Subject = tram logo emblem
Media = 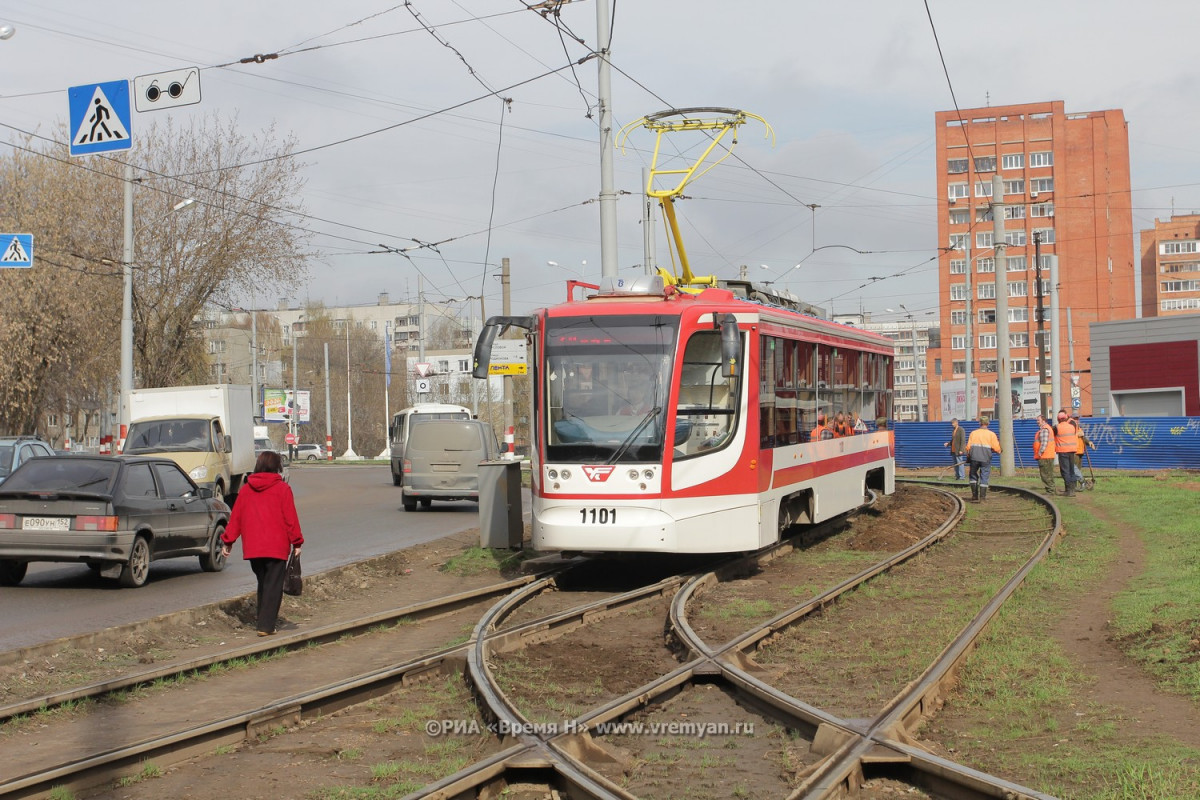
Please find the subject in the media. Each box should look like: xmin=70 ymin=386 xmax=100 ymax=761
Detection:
xmin=582 ymin=466 xmax=616 ymax=482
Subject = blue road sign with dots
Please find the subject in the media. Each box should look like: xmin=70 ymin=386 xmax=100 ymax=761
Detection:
xmin=68 ymin=80 xmax=133 ymax=157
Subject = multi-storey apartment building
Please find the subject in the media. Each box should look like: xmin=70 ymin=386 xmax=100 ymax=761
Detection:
xmin=930 ymin=101 xmax=1135 ymax=419
xmin=1139 ymin=214 xmax=1200 ymax=317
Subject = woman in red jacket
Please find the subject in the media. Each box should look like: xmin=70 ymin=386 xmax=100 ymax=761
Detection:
xmin=220 ymin=451 xmax=303 ymax=636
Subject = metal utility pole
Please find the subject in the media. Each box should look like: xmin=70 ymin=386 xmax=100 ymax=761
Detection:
xmin=120 ymin=163 xmax=134 ymax=440
xmin=291 ymin=332 xmax=299 ymax=459
xmin=595 ymin=0 xmax=618 ymax=279
xmin=910 ymin=316 xmax=923 ymax=421
xmin=991 ymin=175 xmax=1014 ymax=475
xmin=1033 ymin=232 xmax=1048 ymax=419
xmin=383 ymin=322 xmax=391 ymax=458
xmin=343 ymin=320 xmax=357 ymax=459
xmin=964 ymin=232 xmax=974 ymax=421
xmin=250 ymin=309 xmax=258 ymax=417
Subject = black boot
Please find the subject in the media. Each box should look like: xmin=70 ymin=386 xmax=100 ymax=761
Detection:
xmin=1064 ymin=482 xmax=1075 ymax=497
xmin=980 ymin=486 xmax=988 ymax=501
xmin=970 ymin=483 xmax=979 ymax=502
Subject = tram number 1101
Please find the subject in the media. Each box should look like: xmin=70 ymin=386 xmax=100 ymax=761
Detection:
xmin=580 ymin=508 xmax=617 ymax=525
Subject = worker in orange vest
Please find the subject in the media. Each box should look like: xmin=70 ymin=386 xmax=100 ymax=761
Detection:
xmin=1073 ymin=415 xmax=1096 ymax=488
xmin=1054 ymin=411 xmax=1079 ymax=496
xmin=1032 ymin=415 xmax=1057 ymax=494
xmin=966 ymin=417 xmax=1002 ymax=502
xmin=809 ymin=413 xmax=833 ymax=442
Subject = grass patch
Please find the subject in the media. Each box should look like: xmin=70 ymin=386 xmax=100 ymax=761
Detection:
xmin=439 ymin=546 xmax=527 ymax=577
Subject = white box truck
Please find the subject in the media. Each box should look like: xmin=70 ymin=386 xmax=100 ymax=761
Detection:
xmin=123 ymin=385 xmax=256 ymax=502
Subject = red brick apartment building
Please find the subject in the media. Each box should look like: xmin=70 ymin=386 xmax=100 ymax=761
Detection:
xmin=1139 ymin=214 xmax=1200 ymax=317
xmin=930 ymin=101 xmax=1135 ymax=420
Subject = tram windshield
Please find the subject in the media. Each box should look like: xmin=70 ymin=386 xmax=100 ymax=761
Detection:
xmin=544 ymin=314 xmax=677 ymax=463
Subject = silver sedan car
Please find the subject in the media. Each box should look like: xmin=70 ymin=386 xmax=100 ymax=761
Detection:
xmin=0 ymin=455 xmax=230 ymax=588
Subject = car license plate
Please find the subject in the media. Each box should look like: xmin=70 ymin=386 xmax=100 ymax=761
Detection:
xmin=22 ymin=517 xmax=70 ymax=531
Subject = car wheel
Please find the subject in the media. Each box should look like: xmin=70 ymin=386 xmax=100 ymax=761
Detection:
xmin=403 ymin=499 xmax=417 ymax=512
xmin=0 ymin=559 xmax=27 ymax=586
xmin=200 ymin=525 xmax=228 ymax=573
xmin=307 ymin=454 xmax=318 ymax=461
xmin=118 ymin=535 xmax=151 ymax=588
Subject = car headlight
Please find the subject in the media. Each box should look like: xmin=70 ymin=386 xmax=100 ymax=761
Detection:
xmin=190 ymin=465 xmax=209 ymax=481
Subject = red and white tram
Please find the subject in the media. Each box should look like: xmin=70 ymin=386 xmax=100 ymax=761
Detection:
xmin=473 ymin=275 xmax=895 ymax=554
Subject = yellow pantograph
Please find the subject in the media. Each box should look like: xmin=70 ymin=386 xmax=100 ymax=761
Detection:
xmin=617 ymin=108 xmax=773 ymax=291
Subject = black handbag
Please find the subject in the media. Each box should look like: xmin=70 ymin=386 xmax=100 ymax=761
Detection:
xmin=283 ymin=552 xmax=303 ymax=596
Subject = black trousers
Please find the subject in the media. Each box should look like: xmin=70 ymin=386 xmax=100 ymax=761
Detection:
xmin=250 ymin=557 xmax=288 ymax=634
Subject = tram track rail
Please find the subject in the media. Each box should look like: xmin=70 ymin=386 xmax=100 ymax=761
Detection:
xmin=1 ymin=485 xmax=1067 ymax=799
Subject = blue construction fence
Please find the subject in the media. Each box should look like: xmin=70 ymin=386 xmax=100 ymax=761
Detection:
xmin=893 ymin=417 xmax=1200 ymax=471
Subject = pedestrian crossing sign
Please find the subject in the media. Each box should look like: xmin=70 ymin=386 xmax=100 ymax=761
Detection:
xmin=0 ymin=234 xmax=33 ymax=268
xmin=68 ymin=80 xmax=133 ymax=156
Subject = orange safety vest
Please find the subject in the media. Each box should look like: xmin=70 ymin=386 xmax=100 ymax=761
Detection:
xmin=1054 ymin=421 xmax=1078 ymax=454
xmin=811 ymin=425 xmax=831 ymax=442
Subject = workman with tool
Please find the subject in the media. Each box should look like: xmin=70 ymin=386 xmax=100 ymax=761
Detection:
xmin=1054 ymin=411 xmax=1079 ymax=496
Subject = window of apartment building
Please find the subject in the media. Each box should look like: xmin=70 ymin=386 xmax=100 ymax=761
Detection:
xmin=948 ymin=183 xmax=968 ymax=200
xmin=1033 ymin=227 xmax=1055 ymax=244
xmin=1162 ymin=279 xmax=1200 ymax=293
xmin=1010 ymin=332 xmax=1029 ymax=348
xmin=1001 ymin=153 xmax=1024 ymax=170
xmin=458 ymin=359 xmax=470 ymax=372
xmin=208 ymin=339 xmax=217 ymax=354
xmin=951 ymin=310 xmax=967 ymax=325
xmin=978 ymin=308 xmax=996 ymax=324
xmin=1163 ymin=261 xmax=1200 ymax=273
xmin=1029 ymin=151 xmax=1054 ymax=168
xmin=1036 ymin=330 xmax=1052 ymax=350
xmin=948 ymin=208 xmax=969 ymax=225
xmin=1005 ymin=205 xmax=1026 ymax=220
xmin=1005 ymin=230 xmax=1027 ymax=246
xmin=897 ymin=359 xmax=914 ymax=372
xmin=949 ymin=259 xmax=966 ymax=274
xmin=949 ymin=233 xmax=968 ymax=250
xmin=1003 ymin=179 xmax=1025 ymax=195
xmin=1007 ymin=255 xmax=1027 ymax=271
xmin=976 ymin=207 xmax=993 ymax=223
xmin=947 ymin=158 xmax=969 ymax=174
xmin=975 ymin=181 xmax=993 ymax=198
xmin=974 ymin=156 xmax=997 ymax=172
xmin=1161 ymin=240 xmax=1199 ymax=255
xmin=952 ymin=360 xmax=965 ymax=374
xmin=438 ymin=359 xmax=450 ymax=373
xmin=979 ymin=333 xmax=998 ymax=349
xmin=979 ymin=283 xmax=996 ymax=299
xmin=1009 ymin=281 xmax=1028 ymax=297
xmin=979 ymin=360 xmax=997 ymax=374
xmin=1031 ymin=177 xmax=1054 ymax=194
xmin=950 ymin=284 xmax=968 ymax=301
xmin=1162 ymin=298 xmax=1200 ymax=311
xmin=977 ymin=257 xmax=995 ymax=273
xmin=951 ymin=335 xmax=967 ymax=350
xmin=1009 ymin=307 xmax=1029 ymax=323
xmin=1011 ymin=359 xmax=1030 ymax=373
xmin=1031 ymin=202 xmax=1055 ymax=218
xmin=977 ymin=231 xmax=994 ymax=248
xmin=981 ymin=383 xmax=997 ymax=398
xmin=895 ymin=373 xmax=916 ymax=385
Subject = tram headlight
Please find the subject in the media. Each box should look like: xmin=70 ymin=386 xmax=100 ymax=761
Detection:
xmin=560 ymin=469 xmax=572 ymax=480
xmin=547 ymin=469 xmax=558 ymax=480
xmin=628 ymin=469 xmax=639 ymax=480
xmin=642 ymin=469 xmax=655 ymax=480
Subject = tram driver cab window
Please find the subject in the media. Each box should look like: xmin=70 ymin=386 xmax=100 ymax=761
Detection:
xmin=675 ymin=330 xmax=739 ymax=458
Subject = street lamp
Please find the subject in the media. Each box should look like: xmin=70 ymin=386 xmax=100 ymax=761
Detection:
xmin=119 ymin=187 xmax=195 ymax=442
xmin=340 ymin=319 xmax=358 ymax=460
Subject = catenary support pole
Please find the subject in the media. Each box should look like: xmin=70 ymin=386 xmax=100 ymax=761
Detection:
xmin=992 ymin=175 xmax=1014 ymax=475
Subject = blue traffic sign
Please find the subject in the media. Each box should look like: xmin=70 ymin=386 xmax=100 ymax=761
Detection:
xmin=0 ymin=234 xmax=33 ymax=268
xmin=68 ymin=80 xmax=132 ymax=156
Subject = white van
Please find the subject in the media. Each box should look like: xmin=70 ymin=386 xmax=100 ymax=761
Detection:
xmin=389 ymin=403 xmax=471 ymax=486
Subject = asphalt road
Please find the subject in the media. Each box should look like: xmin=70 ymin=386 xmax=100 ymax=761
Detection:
xmin=0 ymin=463 xmax=516 ymax=652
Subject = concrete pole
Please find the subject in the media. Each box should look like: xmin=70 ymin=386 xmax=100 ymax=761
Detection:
xmin=1034 ymin=232 xmax=1049 ymax=419
xmin=120 ymin=163 xmax=134 ymax=440
xmin=250 ymin=309 xmax=258 ymax=417
xmin=383 ymin=322 xmax=391 ymax=457
xmin=343 ymin=321 xmax=357 ymax=459
xmin=291 ymin=330 xmax=299 ymax=459
xmin=596 ymin=0 xmax=618 ymax=279
xmin=964 ymin=232 xmax=974 ymax=421
xmin=991 ymin=174 xmax=1014 ymax=475
xmin=324 ymin=342 xmax=332 ymax=460
xmin=1050 ymin=256 xmax=1062 ymax=414
xmin=502 ymin=257 xmax=514 ymax=451
xmin=911 ymin=318 xmax=923 ymax=421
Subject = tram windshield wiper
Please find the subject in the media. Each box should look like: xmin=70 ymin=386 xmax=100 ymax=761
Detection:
xmin=606 ymin=407 xmax=661 ymax=465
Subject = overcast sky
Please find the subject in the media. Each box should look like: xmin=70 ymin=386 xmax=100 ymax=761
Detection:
xmin=3 ymin=1 xmax=1198 ymax=324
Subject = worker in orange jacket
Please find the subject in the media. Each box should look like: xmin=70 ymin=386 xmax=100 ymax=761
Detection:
xmin=966 ymin=417 xmax=1002 ymax=502
xmin=809 ymin=413 xmax=833 ymax=442
xmin=1072 ymin=416 xmax=1096 ymax=487
xmin=1054 ymin=411 xmax=1079 ymax=496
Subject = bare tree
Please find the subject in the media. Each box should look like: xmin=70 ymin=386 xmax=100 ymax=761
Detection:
xmin=0 ymin=115 xmax=313 ymax=434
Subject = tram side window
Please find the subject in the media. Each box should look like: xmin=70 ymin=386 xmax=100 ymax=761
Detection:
xmin=676 ymin=331 xmax=739 ymax=457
